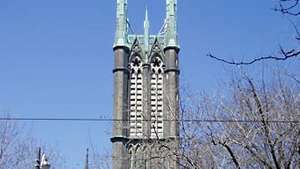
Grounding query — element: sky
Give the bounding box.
[0,0,298,168]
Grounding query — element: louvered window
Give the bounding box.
[129,57,143,138]
[150,57,164,138]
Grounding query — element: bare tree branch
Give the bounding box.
[208,51,300,65]
[275,0,300,16]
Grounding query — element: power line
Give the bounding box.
[0,117,299,124]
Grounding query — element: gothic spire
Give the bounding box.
[35,147,41,169]
[84,148,89,169]
[114,0,128,47]
[144,7,150,53]
[165,0,178,48]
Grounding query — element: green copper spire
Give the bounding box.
[114,0,179,49]
[144,7,150,53]
[165,0,178,48]
[114,0,128,47]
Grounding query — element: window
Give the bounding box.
[150,57,164,138]
[129,57,143,138]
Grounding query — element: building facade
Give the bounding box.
[111,0,180,168]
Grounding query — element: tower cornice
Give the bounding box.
[163,45,180,53]
[113,45,130,52]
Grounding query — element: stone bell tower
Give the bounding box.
[111,0,180,168]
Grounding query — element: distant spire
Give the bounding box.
[35,147,41,169]
[41,154,50,168]
[144,7,150,53]
[84,148,89,169]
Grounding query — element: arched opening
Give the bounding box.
[150,56,164,138]
[129,56,143,138]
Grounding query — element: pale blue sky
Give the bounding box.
[0,0,298,168]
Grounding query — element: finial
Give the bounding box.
[144,7,150,53]
[145,7,148,22]
[144,7,150,32]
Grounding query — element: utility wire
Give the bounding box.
[0,117,299,124]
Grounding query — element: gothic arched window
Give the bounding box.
[150,56,164,138]
[129,57,143,138]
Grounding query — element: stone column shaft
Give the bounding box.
[142,64,151,138]
[112,47,130,169]
[164,48,180,138]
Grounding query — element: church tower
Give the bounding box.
[111,0,180,168]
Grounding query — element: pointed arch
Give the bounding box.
[149,38,165,63]
[129,38,143,63]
